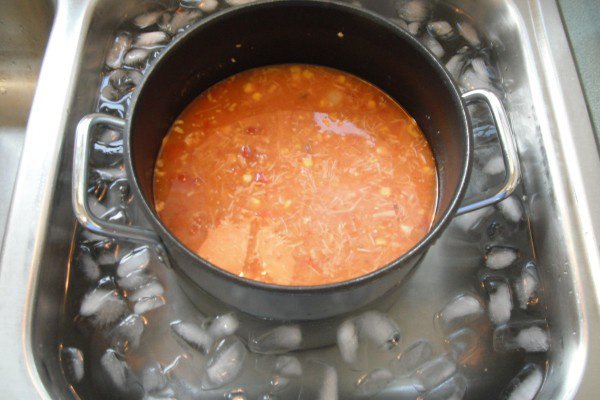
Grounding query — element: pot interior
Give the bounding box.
[128,0,470,255]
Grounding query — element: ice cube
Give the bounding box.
[488,281,513,325]
[78,251,100,281]
[396,0,429,23]
[391,339,433,374]
[225,389,249,400]
[446,52,467,80]
[171,320,213,354]
[249,325,302,354]
[60,346,85,383]
[516,327,550,352]
[80,287,127,326]
[501,364,544,400]
[437,293,484,331]
[133,31,170,49]
[134,296,165,314]
[111,314,144,351]
[129,281,164,302]
[100,349,129,389]
[319,364,338,400]
[355,368,394,397]
[91,139,123,168]
[124,48,152,68]
[493,324,550,353]
[408,22,421,36]
[427,21,454,39]
[445,328,478,360]
[422,374,467,400]
[457,22,480,47]
[133,10,163,29]
[337,319,359,365]
[411,355,457,393]
[160,10,202,35]
[269,374,291,393]
[485,246,518,269]
[497,197,524,224]
[459,67,496,93]
[226,0,258,5]
[471,58,493,82]
[201,337,247,389]
[182,0,219,13]
[118,247,151,277]
[106,33,131,69]
[483,156,505,176]
[355,311,401,349]
[118,270,152,291]
[142,361,167,394]
[108,69,143,95]
[453,206,493,232]
[207,313,239,339]
[275,355,302,377]
[92,166,127,182]
[514,262,540,309]
[422,35,445,59]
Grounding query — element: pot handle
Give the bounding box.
[72,113,159,243]
[456,89,521,215]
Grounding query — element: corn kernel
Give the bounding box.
[252,92,263,101]
[375,238,387,246]
[367,100,376,109]
[302,157,313,168]
[302,69,314,79]
[284,199,292,208]
[380,187,391,196]
[290,66,301,74]
[242,173,252,183]
[243,83,254,93]
[336,75,346,84]
[173,126,184,133]
[249,197,261,207]
[156,201,165,212]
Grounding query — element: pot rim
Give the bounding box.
[124,0,472,294]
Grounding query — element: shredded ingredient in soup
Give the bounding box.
[153,64,437,286]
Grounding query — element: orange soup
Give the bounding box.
[154,64,437,286]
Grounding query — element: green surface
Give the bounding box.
[557,0,600,138]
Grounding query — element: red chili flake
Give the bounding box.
[241,145,252,159]
[245,126,261,135]
[178,174,187,182]
[255,172,269,183]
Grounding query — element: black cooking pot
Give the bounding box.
[73,0,519,321]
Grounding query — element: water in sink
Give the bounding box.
[60,1,549,399]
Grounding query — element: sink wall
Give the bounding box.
[0,0,54,247]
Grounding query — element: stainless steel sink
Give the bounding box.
[0,0,598,399]
[0,0,54,247]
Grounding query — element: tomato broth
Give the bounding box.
[153,64,437,286]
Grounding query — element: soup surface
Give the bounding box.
[154,64,437,286]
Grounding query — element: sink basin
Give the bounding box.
[0,0,54,247]
[0,0,598,399]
